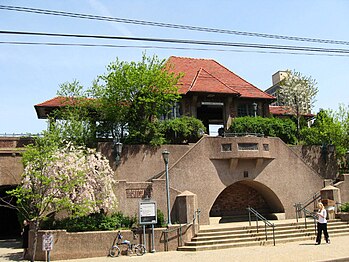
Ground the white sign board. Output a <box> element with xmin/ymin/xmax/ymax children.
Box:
<box><xmin>42</xmin><ymin>233</ymin><xmax>53</xmax><ymax>251</ymax></box>
<box><xmin>139</xmin><ymin>200</ymin><xmax>157</xmax><ymax>225</ymax></box>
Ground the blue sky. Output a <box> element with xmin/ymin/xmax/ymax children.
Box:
<box><xmin>1</xmin><ymin>0</ymin><xmax>349</xmax><ymax>134</ymax></box>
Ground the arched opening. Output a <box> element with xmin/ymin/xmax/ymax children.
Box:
<box><xmin>0</xmin><ymin>186</ymin><xmax>21</xmax><ymax>239</ymax></box>
<box><xmin>209</xmin><ymin>180</ymin><xmax>284</xmax><ymax>222</ymax></box>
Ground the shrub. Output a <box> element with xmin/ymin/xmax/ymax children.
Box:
<box><xmin>156</xmin><ymin>209</ymin><xmax>166</xmax><ymax>227</ymax></box>
<box><xmin>41</xmin><ymin>212</ymin><xmax>137</xmax><ymax>232</ymax></box>
<box><xmin>159</xmin><ymin>116</ymin><xmax>206</xmax><ymax>144</ymax></box>
<box><xmin>229</xmin><ymin>116</ymin><xmax>297</xmax><ymax>144</ymax></box>
<box><xmin>339</xmin><ymin>202</ymin><xmax>349</xmax><ymax>212</ymax></box>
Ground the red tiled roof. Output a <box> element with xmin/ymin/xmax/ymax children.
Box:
<box><xmin>34</xmin><ymin>96</ymin><xmax>92</xmax><ymax>119</ymax></box>
<box><xmin>189</xmin><ymin>68</ymin><xmax>240</xmax><ymax>95</ymax></box>
<box><xmin>35</xmin><ymin>96</ymin><xmax>77</xmax><ymax>107</ymax></box>
<box><xmin>269</xmin><ymin>106</ymin><xmax>292</xmax><ymax>115</ymax></box>
<box><xmin>166</xmin><ymin>56</ymin><xmax>274</xmax><ymax>99</ymax></box>
<box><xmin>269</xmin><ymin>106</ymin><xmax>314</xmax><ymax>118</ymax></box>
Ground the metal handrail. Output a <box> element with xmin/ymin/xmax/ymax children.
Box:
<box><xmin>0</xmin><ymin>133</ymin><xmax>41</xmax><ymax>137</ymax></box>
<box><xmin>162</xmin><ymin>209</ymin><xmax>201</xmax><ymax>251</ymax></box>
<box><xmin>224</xmin><ymin>132</ymin><xmax>264</xmax><ymax>137</ymax></box>
<box><xmin>246</xmin><ymin>207</ymin><xmax>275</xmax><ymax>246</ymax></box>
<box><xmin>301</xmin><ymin>192</ymin><xmax>321</xmax><ymax>209</ymax></box>
<box><xmin>294</xmin><ymin>192</ymin><xmax>321</xmax><ymax>222</ymax></box>
<box><xmin>301</xmin><ymin>207</ymin><xmax>317</xmax><ymax>235</ymax></box>
<box><xmin>294</xmin><ymin>203</ymin><xmax>317</xmax><ymax>235</ymax></box>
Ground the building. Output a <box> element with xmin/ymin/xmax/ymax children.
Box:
<box><xmin>264</xmin><ymin>70</ymin><xmax>288</xmax><ymax>106</ymax></box>
<box><xmin>2</xmin><ymin>56</ymin><xmax>347</xmax><ymax>242</ymax></box>
<box><xmin>265</xmin><ymin>70</ymin><xmax>314</xmax><ymax>122</ymax></box>
<box><xmin>165</xmin><ymin>56</ymin><xmax>275</xmax><ymax>133</ymax></box>
<box><xmin>35</xmin><ymin>56</ymin><xmax>276</xmax><ymax>135</ymax></box>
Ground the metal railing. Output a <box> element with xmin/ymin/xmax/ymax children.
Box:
<box><xmin>303</xmin><ymin>208</ymin><xmax>317</xmax><ymax>235</ymax></box>
<box><xmin>294</xmin><ymin>203</ymin><xmax>317</xmax><ymax>234</ymax></box>
<box><xmin>223</xmin><ymin>132</ymin><xmax>264</xmax><ymax>137</ymax></box>
<box><xmin>162</xmin><ymin>209</ymin><xmax>201</xmax><ymax>251</ymax></box>
<box><xmin>246</xmin><ymin>207</ymin><xmax>275</xmax><ymax>246</ymax></box>
<box><xmin>294</xmin><ymin>191</ymin><xmax>321</xmax><ymax>222</ymax></box>
<box><xmin>0</xmin><ymin>133</ymin><xmax>40</xmax><ymax>137</ymax></box>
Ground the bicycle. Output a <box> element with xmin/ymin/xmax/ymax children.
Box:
<box><xmin>109</xmin><ymin>231</ymin><xmax>146</xmax><ymax>257</ymax></box>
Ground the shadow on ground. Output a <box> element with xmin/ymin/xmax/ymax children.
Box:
<box><xmin>0</xmin><ymin>239</ymin><xmax>23</xmax><ymax>261</ymax></box>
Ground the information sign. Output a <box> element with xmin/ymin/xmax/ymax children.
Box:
<box><xmin>139</xmin><ymin>200</ymin><xmax>157</xmax><ymax>225</ymax></box>
<box><xmin>42</xmin><ymin>233</ymin><xmax>53</xmax><ymax>251</ymax></box>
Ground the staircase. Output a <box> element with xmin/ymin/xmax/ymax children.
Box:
<box><xmin>177</xmin><ymin>219</ymin><xmax>349</xmax><ymax>251</ymax></box>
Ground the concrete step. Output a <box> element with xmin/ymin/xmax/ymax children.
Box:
<box><xmin>178</xmin><ymin>240</ymin><xmax>269</xmax><ymax>251</ymax></box>
<box><xmin>196</xmin><ymin>224</ymin><xmax>349</xmax><ymax>240</ymax></box>
<box><xmin>189</xmin><ymin>232</ymin><xmax>314</xmax><ymax>246</ymax></box>
<box><xmin>179</xmin><ymin>220</ymin><xmax>349</xmax><ymax>251</ymax></box>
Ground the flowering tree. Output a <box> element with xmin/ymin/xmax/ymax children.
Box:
<box><xmin>19</xmin><ymin>144</ymin><xmax>117</xmax><ymax>217</ymax></box>
<box><xmin>4</xmin><ymin>131</ymin><xmax>117</xmax><ymax>261</ymax></box>
<box><xmin>278</xmin><ymin>70</ymin><xmax>318</xmax><ymax>136</ymax></box>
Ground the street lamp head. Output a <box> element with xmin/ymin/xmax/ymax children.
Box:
<box><xmin>113</xmin><ymin>141</ymin><xmax>123</xmax><ymax>165</ymax></box>
<box><xmin>162</xmin><ymin>150</ymin><xmax>170</xmax><ymax>164</ymax></box>
<box><xmin>252</xmin><ymin>102</ymin><xmax>257</xmax><ymax>117</ymax></box>
<box><xmin>114</xmin><ymin>142</ymin><xmax>123</xmax><ymax>156</ymax></box>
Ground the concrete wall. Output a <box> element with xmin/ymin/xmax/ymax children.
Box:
<box><xmin>290</xmin><ymin>145</ymin><xmax>337</xmax><ymax>179</ymax></box>
<box><xmin>0</xmin><ymin>137</ymin><xmax>32</xmax><ymax>186</ymax></box>
<box><xmin>0</xmin><ymin>154</ymin><xmax>23</xmax><ymax>186</ymax></box>
<box><xmin>98</xmin><ymin>143</ymin><xmax>193</xmax><ymax>182</ymax></box>
<box><xmin>336</xmin><ymin>174</ymin><xmax>349</xmax><ymax>203</ymax></box>
<box><xmin>108</xmin><ymin>136</ymin><xmax>325</xmax><ymax>225</ymax></box>
<box><xmin>28</xmin><ymin>225</ymin><xmax>197</xmax><ymax>261</ymax></box>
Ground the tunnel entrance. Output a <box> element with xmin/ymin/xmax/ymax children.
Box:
<box><xmin>210</xmin><ymin>181</ymin><xmax>284</xmax><ymax>222</ymax></box>
<box><xmin>0</xmin><ymin>186</ymin><xmax>21</xmax><ymax>239</ymax></box>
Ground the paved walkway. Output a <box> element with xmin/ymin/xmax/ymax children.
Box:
<box><xmin>1</xmin><ymin>236</ymin><xmax>349</xmax><ymax>262</ymax></box>
<box><xmin>1</xmin><ymin>219</ymin><xmax>349</xmax><ymax>262</ymax></box>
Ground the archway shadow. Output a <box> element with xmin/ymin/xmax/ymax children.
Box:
<box><xmin>210</xmin><ymin>180</ymin><xmax>285</xmax><ymax>223</ymax></box>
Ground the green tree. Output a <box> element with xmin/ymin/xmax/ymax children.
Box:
<box><xmin>55</xmin><ymin>55</ymin><xmax>206</xmax><ymax>145</ymax></box>
<box><xmin>89</xmin><ymin>54</ymin><xmax>182</xmax><ymax>143</ymax></box>
<box><xmin>278</xmin><ymin>70</ymin><xmax>318</xmax><ymax>137</ymax></box>
<box><xmin>55</xmin><ymin>81</ymin><xmax>97</xmax><ymax>147</ymax></box>
<box><xmin>300</xmin><ymin>107</ymin><xmax>348</xmax><ymax>159</ymax></box>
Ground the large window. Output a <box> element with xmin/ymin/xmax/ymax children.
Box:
<box><xmin>237</xmin><ymin>103</ymin><xmax>256</xmax><ymax>117</ymax></box>
<box><xmin>161</xmin><ymin>102</ymin><xmax>181</xmax><ymax>120</ymax></box>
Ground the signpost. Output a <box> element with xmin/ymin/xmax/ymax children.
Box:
<box><xmin>139</xmin><ymin>199</ymin><xmax>157</xmax><ymax>252</ymax></box>
<box><xmin>42</xmin><ymin>233</ymin><xmax>53</xmax><ymax>262</ymax></box>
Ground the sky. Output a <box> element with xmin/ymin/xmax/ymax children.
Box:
<box><xmin>1</xmin><ymin>0</ymin><xmax>349</xmax><ymax>134</ymax></box>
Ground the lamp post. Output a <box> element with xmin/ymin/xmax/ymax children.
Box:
<box><xmin>252</xmin><ymin>102</ymin><xmax>257</xmax><ymax>117</ymax></box>
<box><xmin>113</xmin><ymin>140</ymin><xmax>123</xmax><ymax>165</ymax></box>
<box><xmin>162</xmin><ymin>149</ymin><xmax>171</xmax><ymax>225</ymax></box>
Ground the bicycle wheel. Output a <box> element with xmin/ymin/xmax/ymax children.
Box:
<box><xmin>134</xmin><ymin>244</ymin><xmax>146</xmax><ymax>256</ymax></box>
<box><xmin>109</xmin><ymin>245</ymin><xmax>120</xmax><ymax>257</ymax></box>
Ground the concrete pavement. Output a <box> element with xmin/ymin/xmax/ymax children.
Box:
<box><xmin>1</xmin><ymin>235</ymin><xmax>349</xmax><ymax>262</ymax></box>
